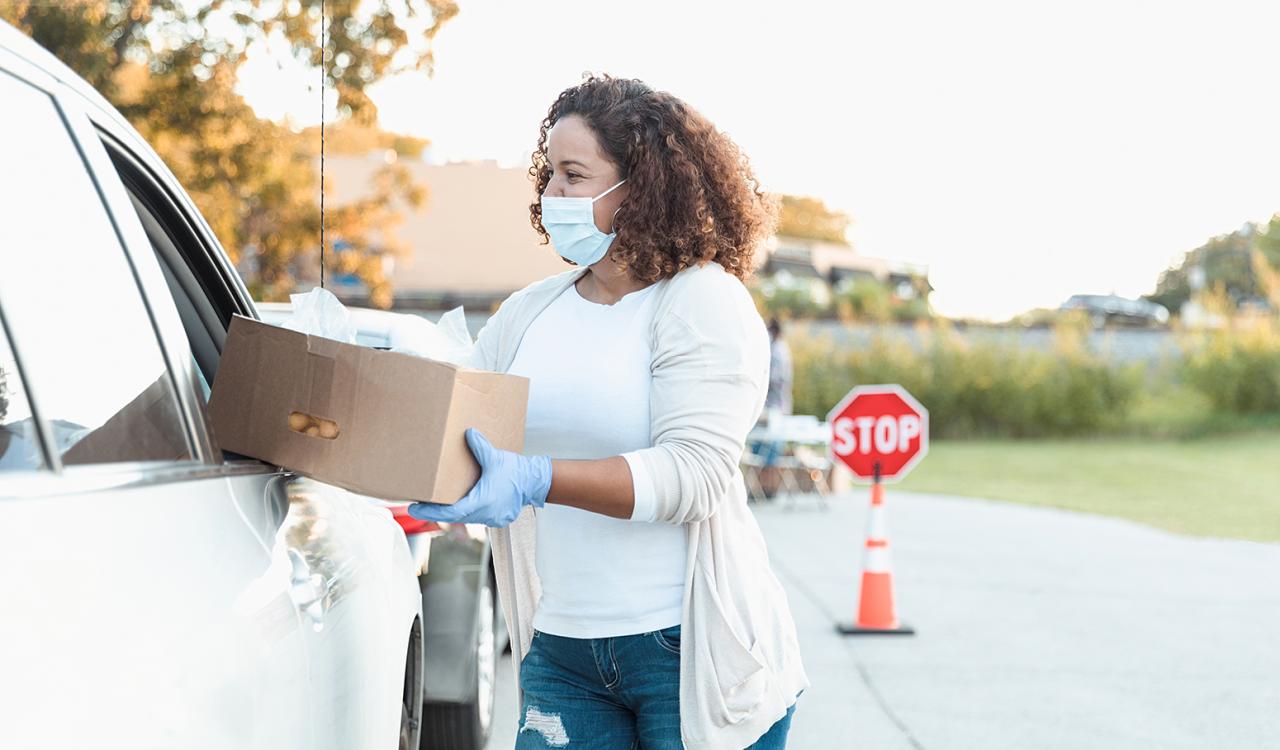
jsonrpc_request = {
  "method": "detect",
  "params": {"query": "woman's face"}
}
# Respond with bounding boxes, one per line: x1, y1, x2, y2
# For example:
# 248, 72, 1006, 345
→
544, 114, 629, 235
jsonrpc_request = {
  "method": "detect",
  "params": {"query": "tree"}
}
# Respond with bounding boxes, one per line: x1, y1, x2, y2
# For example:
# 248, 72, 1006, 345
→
1252, 215, 1280, 311
301, 119, 430, 159
1, 0, 457, 308
1146, 225, 1261, 313
777, 194, 852, 245
1256, 214, 1280, 267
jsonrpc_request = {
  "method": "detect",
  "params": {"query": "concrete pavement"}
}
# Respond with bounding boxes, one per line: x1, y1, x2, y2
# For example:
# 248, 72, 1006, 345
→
486, 491, 1280, 749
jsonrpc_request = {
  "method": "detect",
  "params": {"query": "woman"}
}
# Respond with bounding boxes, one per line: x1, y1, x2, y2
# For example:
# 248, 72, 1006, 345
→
409, 75, 808, 750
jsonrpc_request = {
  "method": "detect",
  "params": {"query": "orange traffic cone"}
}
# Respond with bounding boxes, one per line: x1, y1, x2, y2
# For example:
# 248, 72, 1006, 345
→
837, 480, 915, 635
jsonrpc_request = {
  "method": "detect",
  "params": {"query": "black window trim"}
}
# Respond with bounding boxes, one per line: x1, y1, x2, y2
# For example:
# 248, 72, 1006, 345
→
92, 118, 277, 475
96, 129, 250, 330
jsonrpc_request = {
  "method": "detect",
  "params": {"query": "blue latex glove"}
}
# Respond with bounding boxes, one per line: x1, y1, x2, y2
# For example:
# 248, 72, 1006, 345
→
407, 428, 553, 528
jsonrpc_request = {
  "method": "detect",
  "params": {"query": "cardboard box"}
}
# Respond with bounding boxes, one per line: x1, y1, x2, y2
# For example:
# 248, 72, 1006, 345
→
208, 314, 528, 503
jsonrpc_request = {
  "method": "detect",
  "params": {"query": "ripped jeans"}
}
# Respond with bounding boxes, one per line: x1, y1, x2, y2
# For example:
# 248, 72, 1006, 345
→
516, 625, 798, 749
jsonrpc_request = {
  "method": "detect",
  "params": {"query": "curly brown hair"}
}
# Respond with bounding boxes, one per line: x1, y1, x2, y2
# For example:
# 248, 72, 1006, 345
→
529, 75, 776, 283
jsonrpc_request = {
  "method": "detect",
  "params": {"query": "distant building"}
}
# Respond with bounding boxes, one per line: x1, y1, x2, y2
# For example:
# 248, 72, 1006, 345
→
321, 154, 570, 311
760, 235, 931, 304
320, 155, 929, 311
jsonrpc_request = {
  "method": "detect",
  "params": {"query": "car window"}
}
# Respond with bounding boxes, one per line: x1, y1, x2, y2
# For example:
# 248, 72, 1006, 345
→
0, 320, 46, 473
0, 73, 191, 467
108, 161, 233, 391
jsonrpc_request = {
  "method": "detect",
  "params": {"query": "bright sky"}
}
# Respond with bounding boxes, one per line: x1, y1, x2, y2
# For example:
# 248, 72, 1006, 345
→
237, 0, 1280, 320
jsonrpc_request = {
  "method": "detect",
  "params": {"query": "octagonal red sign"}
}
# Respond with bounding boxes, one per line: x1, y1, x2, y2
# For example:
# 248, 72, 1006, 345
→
827, 384, 929, 482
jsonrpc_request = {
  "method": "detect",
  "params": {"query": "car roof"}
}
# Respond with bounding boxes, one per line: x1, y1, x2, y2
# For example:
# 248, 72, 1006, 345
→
0, 18, 257, 323
0, 20, 143, 146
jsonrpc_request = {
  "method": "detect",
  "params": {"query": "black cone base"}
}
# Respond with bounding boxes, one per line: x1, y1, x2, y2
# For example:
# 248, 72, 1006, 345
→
836, 622, 915, 636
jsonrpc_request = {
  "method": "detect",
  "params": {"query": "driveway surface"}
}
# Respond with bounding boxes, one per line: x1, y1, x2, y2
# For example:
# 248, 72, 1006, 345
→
487, 491, 1280, 749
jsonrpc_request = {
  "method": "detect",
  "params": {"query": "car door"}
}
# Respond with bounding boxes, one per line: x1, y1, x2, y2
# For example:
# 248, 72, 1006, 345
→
0, 66, 313, 749
87, 96, 422, 749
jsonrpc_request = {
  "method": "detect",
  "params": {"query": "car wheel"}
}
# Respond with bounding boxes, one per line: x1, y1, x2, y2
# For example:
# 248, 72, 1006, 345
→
420, 574, 497, 750
401, 621, 424, 750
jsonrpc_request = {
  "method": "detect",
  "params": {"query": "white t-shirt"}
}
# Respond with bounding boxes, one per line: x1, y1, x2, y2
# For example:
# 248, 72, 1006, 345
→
507, 280, 687, 638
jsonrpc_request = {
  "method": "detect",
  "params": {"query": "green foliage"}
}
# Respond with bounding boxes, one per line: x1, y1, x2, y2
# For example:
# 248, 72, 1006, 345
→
834, 278, 891, 322
751, 285, 831, 319
777, 195, 851, 245
1, 0, 455, 308
792, 322, 1140, 438
1182, 325, 1280, 414
755, 277, 932, 323
1147, 218, 1280, 312
1252, 214, 1280, 274
891, 296, 932, 323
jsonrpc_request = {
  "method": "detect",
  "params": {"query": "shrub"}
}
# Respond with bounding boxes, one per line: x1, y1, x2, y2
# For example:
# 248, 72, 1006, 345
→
1182, 325, 1280, 414
790, 322, 1140, 438
752, 285, 831, 319
891, 297, 932, 322
834, 278, 892, 323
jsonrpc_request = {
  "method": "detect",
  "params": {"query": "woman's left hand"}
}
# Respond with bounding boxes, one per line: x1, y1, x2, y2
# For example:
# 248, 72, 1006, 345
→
407, 428, 553, 528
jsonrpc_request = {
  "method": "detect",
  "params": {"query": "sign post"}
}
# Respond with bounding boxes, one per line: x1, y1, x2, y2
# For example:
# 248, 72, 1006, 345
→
828, 385, 928, 635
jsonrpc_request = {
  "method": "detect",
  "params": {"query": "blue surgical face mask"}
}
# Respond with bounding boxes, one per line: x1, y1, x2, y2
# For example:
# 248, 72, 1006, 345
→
540, 179, 628, 266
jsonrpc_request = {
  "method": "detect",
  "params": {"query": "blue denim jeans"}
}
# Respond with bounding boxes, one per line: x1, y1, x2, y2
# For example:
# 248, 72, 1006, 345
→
516, 625, 798, 749
748, 439, 785, 467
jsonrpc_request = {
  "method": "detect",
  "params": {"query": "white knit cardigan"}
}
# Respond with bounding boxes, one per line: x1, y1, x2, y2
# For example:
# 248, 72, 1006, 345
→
470, 262, 809, 749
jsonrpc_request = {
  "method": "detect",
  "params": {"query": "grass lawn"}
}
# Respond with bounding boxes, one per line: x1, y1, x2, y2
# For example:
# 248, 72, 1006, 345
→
893, 433, 1280, 542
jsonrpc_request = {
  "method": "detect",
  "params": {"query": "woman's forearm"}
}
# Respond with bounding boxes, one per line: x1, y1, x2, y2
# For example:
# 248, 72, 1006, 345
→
547, 456, 635, 520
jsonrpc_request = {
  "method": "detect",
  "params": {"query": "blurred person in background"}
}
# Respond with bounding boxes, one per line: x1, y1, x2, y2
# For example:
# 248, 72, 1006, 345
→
752, 317, 793, 497
409, 75, 807, 749
765, 317, 793, 418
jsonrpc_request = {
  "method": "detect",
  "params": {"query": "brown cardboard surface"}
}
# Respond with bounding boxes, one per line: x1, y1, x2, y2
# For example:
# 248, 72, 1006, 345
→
209, 315, 527, 503
438, 369, 529, 502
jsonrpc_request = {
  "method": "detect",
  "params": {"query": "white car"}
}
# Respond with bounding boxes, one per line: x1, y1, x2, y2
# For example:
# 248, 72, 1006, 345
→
1060, 293, 1171, 328
0, 21, 424, 750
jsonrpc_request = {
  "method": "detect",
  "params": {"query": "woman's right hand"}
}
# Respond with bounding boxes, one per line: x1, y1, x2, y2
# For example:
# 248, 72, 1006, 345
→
407, 429, 552, 528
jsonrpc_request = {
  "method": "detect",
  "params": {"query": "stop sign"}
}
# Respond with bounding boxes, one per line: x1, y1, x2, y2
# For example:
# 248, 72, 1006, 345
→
827, 384, 929, 482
